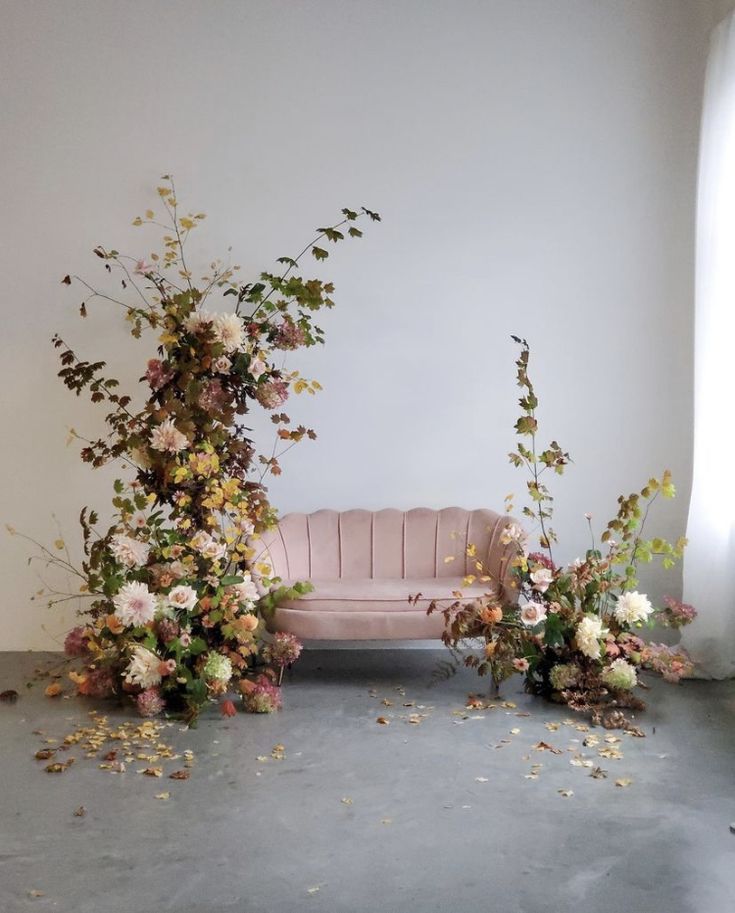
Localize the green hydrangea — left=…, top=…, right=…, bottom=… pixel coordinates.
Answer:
left=601, top=658, right=637, bottom=691
left=203, top=652, right=233, bottom=683
left=549, top=662, right=580, bottom=691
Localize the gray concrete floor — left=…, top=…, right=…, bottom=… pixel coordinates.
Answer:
left=1, top=650, right=734, bottom=913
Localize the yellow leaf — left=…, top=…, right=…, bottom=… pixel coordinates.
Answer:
left=145, top=209, right=154, bottom=219
left=54, top=539, right=65, bottom=550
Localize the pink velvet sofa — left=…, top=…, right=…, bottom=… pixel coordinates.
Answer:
left=255, top=507, right=517, bottom=640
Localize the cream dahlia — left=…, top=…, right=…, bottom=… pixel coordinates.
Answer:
left=124, top=645, right=162, bottom=689
left=575, top=615, right=607, bottom=659
left=150, top=417, right=188, bottom=453
left=113, top=581, right=157, bottom=627
left=109, top=534, right=150, bottom=569
left=614, top=591, right=653, bottom=626
left=212, top=312, right=245, bottom=353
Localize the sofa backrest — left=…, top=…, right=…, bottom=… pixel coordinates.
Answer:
left=255, top=507, right=517, bottom=596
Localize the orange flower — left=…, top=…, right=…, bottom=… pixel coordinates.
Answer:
left=45, top=682, right=62, bottom=698
left=105, top=614, right=124, bottom=635
left=480, top=605, right=503, bottom=625
left=220, top=699, right=237, bottom=718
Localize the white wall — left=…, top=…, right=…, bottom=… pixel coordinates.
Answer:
left=0, top=0, right=710, bottom=649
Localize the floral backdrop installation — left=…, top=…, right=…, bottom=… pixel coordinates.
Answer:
left=430, top=336, right=697, bottom=730
left=15, top=176, right=379, bottom=723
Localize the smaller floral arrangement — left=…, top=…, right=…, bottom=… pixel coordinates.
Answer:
left=430, top=337, right=697, bottom=728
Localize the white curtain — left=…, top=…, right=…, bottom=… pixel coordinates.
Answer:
left=681, top=11, right=735, bottom=678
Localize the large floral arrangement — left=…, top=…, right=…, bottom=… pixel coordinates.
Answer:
left=17, top=177, right=379, bottom=722
left=430, top=336, right=696, bottom=728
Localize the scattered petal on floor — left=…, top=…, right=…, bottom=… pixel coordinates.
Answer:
left=155, top=791, right=170, bottom=800
left=381, top=818, right=393, bottom=825
left=475, top=776, right=489, bottom=782
left=589, top=767, right=608, bottom=779
left=615, top=778, right=633, bottom=788
left=341, top=797, right=353, bottom=805
left=169, top=769, right=190, bottom=780
left=510, top=728, right=521, bottom=735
left=558, top=789, right=574, bottom=798
left=376, top=716, right=390, bottom=725
left=73, top=806, right=86, bottom=816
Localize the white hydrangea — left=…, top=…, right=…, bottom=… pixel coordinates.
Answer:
left=203, top=652, right=233, bottom=683
left=614, top=591, right=653, bottom=626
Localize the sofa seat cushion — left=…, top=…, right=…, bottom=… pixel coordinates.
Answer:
left=269, top=577, right=495, bottom=640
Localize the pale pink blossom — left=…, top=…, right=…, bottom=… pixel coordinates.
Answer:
left=150, top=418, right=188, bottom=453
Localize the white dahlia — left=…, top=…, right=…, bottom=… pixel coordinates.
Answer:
left=150, top=418, right=188, bottom=453
left=614, top=591, right=653, bottom=626
left=212, top=312, right=245, bottom=353
left=124, top=645, right=162, bottom=689
left=575, top=615, right=607, bottom=659
left=113, top=581, right=157, bottom=627
left=184, top=309, right=214, bottom=334
left=109, top=534, right=150, bottom=569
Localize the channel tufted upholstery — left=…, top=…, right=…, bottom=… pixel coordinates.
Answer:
left=254, top=508, right=517, bottom=640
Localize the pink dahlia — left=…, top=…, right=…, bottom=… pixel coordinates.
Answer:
left=64, top=626, right=90, bottom=657
left=242, top=675, right=282, bottom=713
left=262, top=632, right=303, bottom=669
left=136, top=687, right=166, bottom=718
left=255, top=379, right=289, bottom=410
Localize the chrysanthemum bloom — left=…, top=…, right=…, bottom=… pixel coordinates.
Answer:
left=203, top=652, right=233, bottom=684
left=145, top=358, right=174, bottom=391
left=109, top=534, right=150, bottom=569
left=614, top=591, right=653, bottom=626
left=241, top=675, right=282, bottom=713
left=274, top=319, right=306, bottom=350
left=520, top=601, right=547, bottom=627
left=136, top=687, right=166, bottom=717
left=167, top=585, right=198, bottom=611
left=149, top=417, right=188, bottom=453
left=212, top=312, right=245, bottom=353
left=249, top=355, right=268, bottom=379
left=64, top=626, right=90, bottom=657
left=601, top=658, right=637, bottom=691
left=262, top=632, right=303, bottom=668
left=124, top=646, right=162, bottom=689
left=479, top=604, right=503, bottom=625
left=549, top=662, right=580, bottom=691
left=512, top=657, right=530, bottom=673
left=113, top=581, right=157, bottom=627
left=575, top=615, right=607, bottom=659
left=255, top=379, right=289, bottom=410
left=530, top=567, right=553, bottom=593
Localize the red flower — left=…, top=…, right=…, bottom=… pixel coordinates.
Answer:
left=220, top=699, right=237, bottom=718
